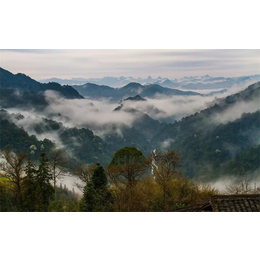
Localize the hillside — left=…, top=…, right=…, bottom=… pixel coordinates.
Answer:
left=0, top=67, right=84, bottom=99
left=152, top=82, right=260, bottom=179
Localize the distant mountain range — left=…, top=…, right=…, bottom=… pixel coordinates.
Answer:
left=72, top=82, right=202, bottom=101
left=40, top=75, right=176, bottom=87
left=40, top=74, right=260, bottom=89
left=0, top=68, right=203, bottom=103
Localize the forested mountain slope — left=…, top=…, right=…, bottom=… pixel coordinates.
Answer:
left=153, top=82, right=260, bottom=179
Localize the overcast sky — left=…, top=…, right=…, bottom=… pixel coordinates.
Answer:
left=0, top=49, right=259, bottom=80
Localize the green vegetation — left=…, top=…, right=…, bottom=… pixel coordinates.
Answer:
left=80, top=163, right=114, bottom=212
left=0, top=151, right=80, bottom=212
left=152, top=82, right=260, bottom=180
left=0, top=147, right=218, bottom=212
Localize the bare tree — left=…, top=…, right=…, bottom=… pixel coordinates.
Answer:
left=225, top=177, right=254, bottom=194
left=0, top=149, right=27, bottom=209
left=48, top=148, right=68, bottom=199
left=73, top=165, right=93, bottom=192
left=151, top=150, right=182, bottom=211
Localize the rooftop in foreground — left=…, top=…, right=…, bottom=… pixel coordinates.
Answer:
left=175, top=194, right=260, bottom=212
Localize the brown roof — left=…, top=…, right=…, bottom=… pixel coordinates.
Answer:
left=175, top=194, right=260, bottom=212
left=210, top=194, right=260, bottom=212
left=175, top=202, right=212, bottom=212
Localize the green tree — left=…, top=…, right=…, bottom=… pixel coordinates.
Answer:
left=107, top=147, right=149, bottom=211
left=92, top=163, right=108, bottom=189
left=80, top=181, right=97, bottom=212
left=80, top=164, right=114, bottom=212
left=108, top=147, right=149, bottom=187
left=35, top=153, right=54, bottom=211
left=0, top=181, right=13, bottom=211
left=23, top=158, right=37, bottom=211
left=48, top=200, right=64, bottom=212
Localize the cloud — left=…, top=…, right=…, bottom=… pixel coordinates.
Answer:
left=212, top=99, right=259, bottom=125
left=207, top=174, right=260, bottom=193
left=160, top=138, right=175, bottom=150
left=7, top=109, right=65, bottom=148
left=121, top=95, right=216, bottom=122
left=5, top=79, right=259, bottom=156
left=1, top=49, right=259, bottom=80
left=43, top=91, right=136, bottom=131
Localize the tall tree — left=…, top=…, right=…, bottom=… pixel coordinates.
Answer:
left=0, top=150, right=27, bottom=210
left=107, top=147, right=149, bottom=211
left=35, top=153, right=54, bottom=211
left=74, top=164, right=93, bottom=192
left=108, top=147, right=149, bottom=187
left=80, top=181, right=97, bottom=212
left=48, top=148, right=68, bottom=200
left=23, top=158, right=37, bottom=211
left=80, top=163, right=114, bottom=212
left=151, top=150, right=182, bottom=211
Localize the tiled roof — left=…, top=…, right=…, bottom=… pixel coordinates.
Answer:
left=210, top=194, right=260, bottom=212
left=175, top=202, right=212, bottom=212
left=174, top=194, right=260, bottom=212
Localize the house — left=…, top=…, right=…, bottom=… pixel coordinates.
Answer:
left=176, top=194, right=260, bottom=212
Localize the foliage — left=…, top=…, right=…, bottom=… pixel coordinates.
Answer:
left=0, top=110, right=54, bottom=158
left=151, top=150, right=182, bottom=211
left=107, top=148, right=217, bottom=211
left=0, top=150, right=27, bottom=210
left=34, top=153, right=54, bottom=211
left=22, top=158, right=37, bottom=211
left=108, top=147, right=150, bottom=187
left=80, top=164, right=114, bottom=212
left=0, top=179, right=13, bottom=211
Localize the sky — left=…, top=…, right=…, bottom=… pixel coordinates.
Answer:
left=0, top=49, right=259, bottom=80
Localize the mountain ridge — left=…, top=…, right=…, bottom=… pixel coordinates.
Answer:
left=0, top=67, right=84, bottom=99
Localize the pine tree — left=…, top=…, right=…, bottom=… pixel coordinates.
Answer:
left=92, top=163, right=108, bottom=190
left=23, top=158, right=37, bottom=211
left=80, top=164, right=114, bottom=212
left=35, top=153, right=54, bottom=211
left=80, top=181, right=97, bottom=212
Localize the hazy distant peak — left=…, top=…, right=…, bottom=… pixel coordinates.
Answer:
left=182, top=76, right=199, bottom=80
left=201, top=74, right=211, bottom=79
left=123, top=95, right=146, bottom=102
left=162, top=79, right=172, bottom=84
left=121, top=82, right=143, bottom=89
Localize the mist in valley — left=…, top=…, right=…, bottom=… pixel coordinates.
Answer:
left=2, top=73, right=259, bottom=198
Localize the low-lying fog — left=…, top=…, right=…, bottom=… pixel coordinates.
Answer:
left=6, top=80, right=259, bottom=142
